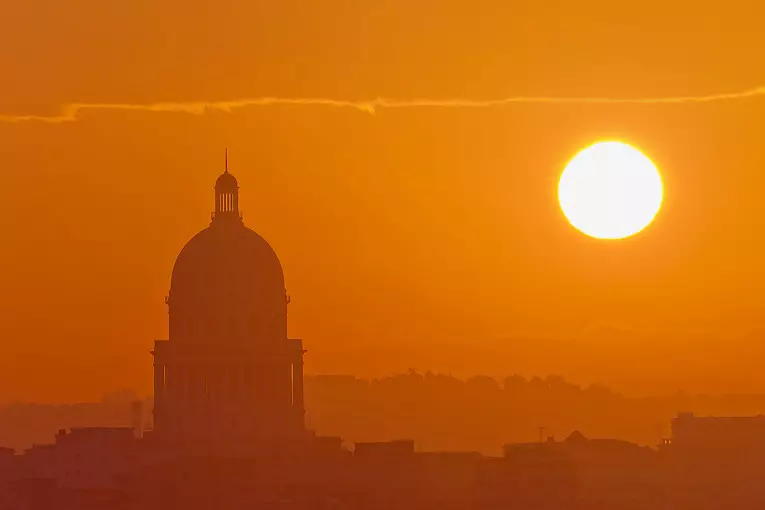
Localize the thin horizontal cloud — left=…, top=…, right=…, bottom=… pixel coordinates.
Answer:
left=1, top=86, right=764, bottom=123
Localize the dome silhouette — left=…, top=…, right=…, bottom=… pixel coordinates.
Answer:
left=153, top=164, right=306, bottom=454
left=215, top=170, right=239, bottom=190
left=167, top=170, right=287, bottom=347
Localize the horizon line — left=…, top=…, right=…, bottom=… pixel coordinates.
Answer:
left=1, top=86, right=764, bottom=123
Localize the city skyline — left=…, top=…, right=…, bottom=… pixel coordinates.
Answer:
left=4, top=1, right=765, bottom=507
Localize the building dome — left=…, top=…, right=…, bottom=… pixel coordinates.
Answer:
left=152, top=160, right=306, bottom=453
left=167, top=169, right=287, bottom=348
left=215, top=170, right=239, bottom=190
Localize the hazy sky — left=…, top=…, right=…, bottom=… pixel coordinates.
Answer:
left=2, top=0, right=765, bottom=401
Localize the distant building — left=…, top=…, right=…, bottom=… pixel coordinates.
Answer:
left=22, top=428, right=138, bottom=490
left=499, top=431, right=663, bottom=509
left=670, top=411, right=765, bottom=449
left=152, top=163, right=307, bottom=457
left=354, top=440, right=415, bottom=462
left=667, top=412, right=765, bottom=509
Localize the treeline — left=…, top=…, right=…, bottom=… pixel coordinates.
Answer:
left=3, top=376, right=765, bottom=455
left=305, top=372, right=765, bottom=455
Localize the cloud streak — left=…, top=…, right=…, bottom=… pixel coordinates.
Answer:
left=2, top=86, right=764, bottom=123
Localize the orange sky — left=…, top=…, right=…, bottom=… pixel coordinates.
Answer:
left=2, top=0, right=765, bottom=402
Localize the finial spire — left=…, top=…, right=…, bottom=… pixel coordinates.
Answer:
left=225, top=148, right=229, bottom=174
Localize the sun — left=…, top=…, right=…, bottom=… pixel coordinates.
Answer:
left=558, top=141, right=663, bottom=240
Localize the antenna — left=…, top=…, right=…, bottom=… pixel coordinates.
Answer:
left=225, top=148, right=229, bottom=173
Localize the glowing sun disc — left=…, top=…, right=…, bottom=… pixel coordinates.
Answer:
left=558, top=141, right=663, bottom=239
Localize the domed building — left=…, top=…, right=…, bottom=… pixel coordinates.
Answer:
left=151, top=161, right=306, bottom=456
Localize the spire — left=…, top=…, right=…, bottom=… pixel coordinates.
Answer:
left=225, top=148, right=229, bottom=174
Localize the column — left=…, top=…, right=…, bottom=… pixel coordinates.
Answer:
left=181, top=364, right=191, bottom=406
left=293, top=348, right=305, bottom=428
left=152, top=351, right=165, bottom=431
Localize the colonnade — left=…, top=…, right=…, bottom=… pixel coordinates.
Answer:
left=152, top=339, right=306, bottom=437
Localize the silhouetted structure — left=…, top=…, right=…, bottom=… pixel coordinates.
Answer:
left=665, top=412, right=765, bottom=509
left=152, top=162, right=307, bottom=457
